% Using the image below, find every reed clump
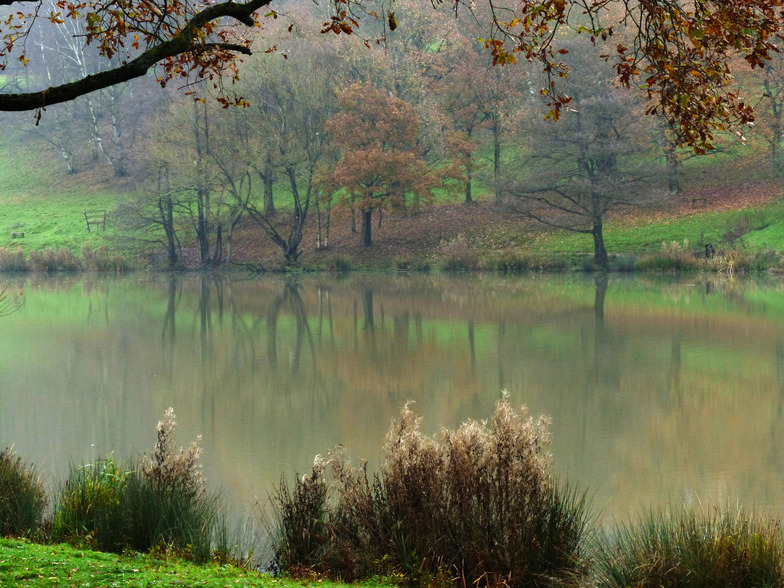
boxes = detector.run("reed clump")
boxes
[80,242,128,272]
[596,504,784,588]
[270,397,592,587]
[28,247,82,272]
[635,240,703,272]
[0,447,46,537]
[0,246,27,271]
[53,408,221,561]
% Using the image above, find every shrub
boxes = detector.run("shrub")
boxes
[0,447,46,537]
[81,242,128,272]
[270,397,592,587]
[326,255,352,272]
[268,463,330,574]
[0,247,27,272]
[439,235,482,272]
[28,247,81,272]
[706,247,784,274]
[493,251,532,273]
[635,241,702,272]
[595,504,784,588]
[611,256,637,272]
[53,455,128,551]
[53,409,221,561]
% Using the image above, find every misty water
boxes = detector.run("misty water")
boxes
[3,272,784,524]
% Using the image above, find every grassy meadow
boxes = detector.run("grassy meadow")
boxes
[0,140,121,255]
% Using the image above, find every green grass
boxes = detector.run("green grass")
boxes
[0,538,385,588]
[0,139,119,255]
[595,504,784,588]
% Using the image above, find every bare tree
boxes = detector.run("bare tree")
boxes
[506,47,661,268]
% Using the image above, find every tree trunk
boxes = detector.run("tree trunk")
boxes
[493,117,502,202]
[109,106,129,177]
[263,152,275,215]
[212,223,223,264]
[592,220,608,269]
[159,195,179,268]
[194,102,211,264]
[664,139,681,194]
[157,166,179,268]
[465,126,474,204]
[465,151,473,203]
[360,208,372,248]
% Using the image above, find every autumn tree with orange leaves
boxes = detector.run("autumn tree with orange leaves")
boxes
[325,83,440,248]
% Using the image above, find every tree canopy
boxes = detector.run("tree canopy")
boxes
[0,0,782,151]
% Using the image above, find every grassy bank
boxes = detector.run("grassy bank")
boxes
[0,538,377,588]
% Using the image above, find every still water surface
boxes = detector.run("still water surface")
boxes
[2,272,784,522]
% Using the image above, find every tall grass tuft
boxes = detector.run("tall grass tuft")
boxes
[595,504,784,588]
[28,247,81,272]
[53,455,129,551]
[439,234,483,271]
[0,246,27,271]
[53,409,222,561]
[327,255,352,272]
[269,396,592,587]
[268,462,331,575]
[635,240,702,272]
[0,447,46,537]
[706,247,784,274]
[80,242,128,272]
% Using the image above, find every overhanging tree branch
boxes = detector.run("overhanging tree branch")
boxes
[0,0,269,111]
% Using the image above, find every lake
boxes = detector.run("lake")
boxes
[2,272,784,524]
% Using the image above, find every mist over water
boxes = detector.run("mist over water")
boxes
[2,272,784,523]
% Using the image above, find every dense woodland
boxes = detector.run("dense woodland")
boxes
[2,0,784,269]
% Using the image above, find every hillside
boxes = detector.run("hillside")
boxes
[2,128,784,271]
[226,165,784,271]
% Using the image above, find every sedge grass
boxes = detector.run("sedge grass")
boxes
[595,504,784,588]
[0,447,46,538]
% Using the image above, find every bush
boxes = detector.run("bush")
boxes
[81,242,128,272]
[53,409,221,561]
[268,464,330,574]
[635,241,702,272]
[596,504,784,588]
[492,251,532,272]
[53,455,129,551]
[706,247,784,274]
[439,235,483,271]
[0,247,27,272]
[326,255,352,272]
[0,447,46,537]
[28,247,81,272]
[394,258,431,272]
[270,397,592,587]
[611,256,637,272]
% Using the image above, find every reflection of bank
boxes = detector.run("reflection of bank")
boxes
[160,274,322,386]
